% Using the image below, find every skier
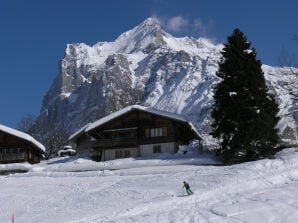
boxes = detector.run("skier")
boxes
[183,181,193,195]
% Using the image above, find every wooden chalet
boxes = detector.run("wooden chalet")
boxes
[69,105,202,161]
[0,124,45,164]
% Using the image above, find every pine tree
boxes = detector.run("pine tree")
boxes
[211,28,280,163]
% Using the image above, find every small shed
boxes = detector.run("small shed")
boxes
[69,105,202,161]
[0,124,45,164]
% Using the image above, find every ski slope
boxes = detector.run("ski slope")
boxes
[0,149,298,222]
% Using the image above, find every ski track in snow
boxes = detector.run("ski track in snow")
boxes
[0,149,298,222]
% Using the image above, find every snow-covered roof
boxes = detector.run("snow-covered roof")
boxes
[70,105,201,140]
[0,124,46,153]
[69,123,90,141]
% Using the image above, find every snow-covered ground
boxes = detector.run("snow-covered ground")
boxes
[1,148,298,222]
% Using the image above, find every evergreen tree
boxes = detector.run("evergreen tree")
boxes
[211,28,280,163]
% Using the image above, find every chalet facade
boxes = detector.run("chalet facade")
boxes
[69,105,201,161]
[0,124,45,164]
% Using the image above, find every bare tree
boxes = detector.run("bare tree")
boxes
[17,113,37,133]
[278,37,298,145]
[17,113,45,140]
[44,129,69,159]
[279,38,298,116]
[17,114,70,159]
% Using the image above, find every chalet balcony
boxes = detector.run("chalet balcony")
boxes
[91,137,139,148]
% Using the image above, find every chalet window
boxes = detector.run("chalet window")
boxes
[153,145,161,153]
[145,127,167,138]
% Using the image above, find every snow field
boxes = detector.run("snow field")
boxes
[0,148,298,222]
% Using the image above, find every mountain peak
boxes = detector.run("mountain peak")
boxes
[140,17,161,28]
[135,17,162,36]
[112,18,165,53]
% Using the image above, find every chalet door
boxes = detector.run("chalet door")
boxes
[92,148,103,162]
[113,148,138,160]
[115,150,131,159]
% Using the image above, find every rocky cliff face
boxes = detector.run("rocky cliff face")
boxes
[37,18,297,145]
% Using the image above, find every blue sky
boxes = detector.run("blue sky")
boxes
[0,0,297,128]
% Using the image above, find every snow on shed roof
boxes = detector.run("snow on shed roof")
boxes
[69,123,90,141]
[0,124,46,153]
[83,105,201,138]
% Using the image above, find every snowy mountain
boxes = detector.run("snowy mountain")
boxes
[37,18,297,144]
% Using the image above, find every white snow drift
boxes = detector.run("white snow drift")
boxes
[0,148,298,222]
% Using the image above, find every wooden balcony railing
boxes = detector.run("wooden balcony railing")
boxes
[90,137,139,148]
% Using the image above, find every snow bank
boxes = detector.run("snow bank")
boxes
[0,148,297,223]
[2,152,218,174]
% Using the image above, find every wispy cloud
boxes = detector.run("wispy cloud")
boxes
[167,16,189,32]
[193,18,207,34]
[153,16,189,33]
[153,15,210,36]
